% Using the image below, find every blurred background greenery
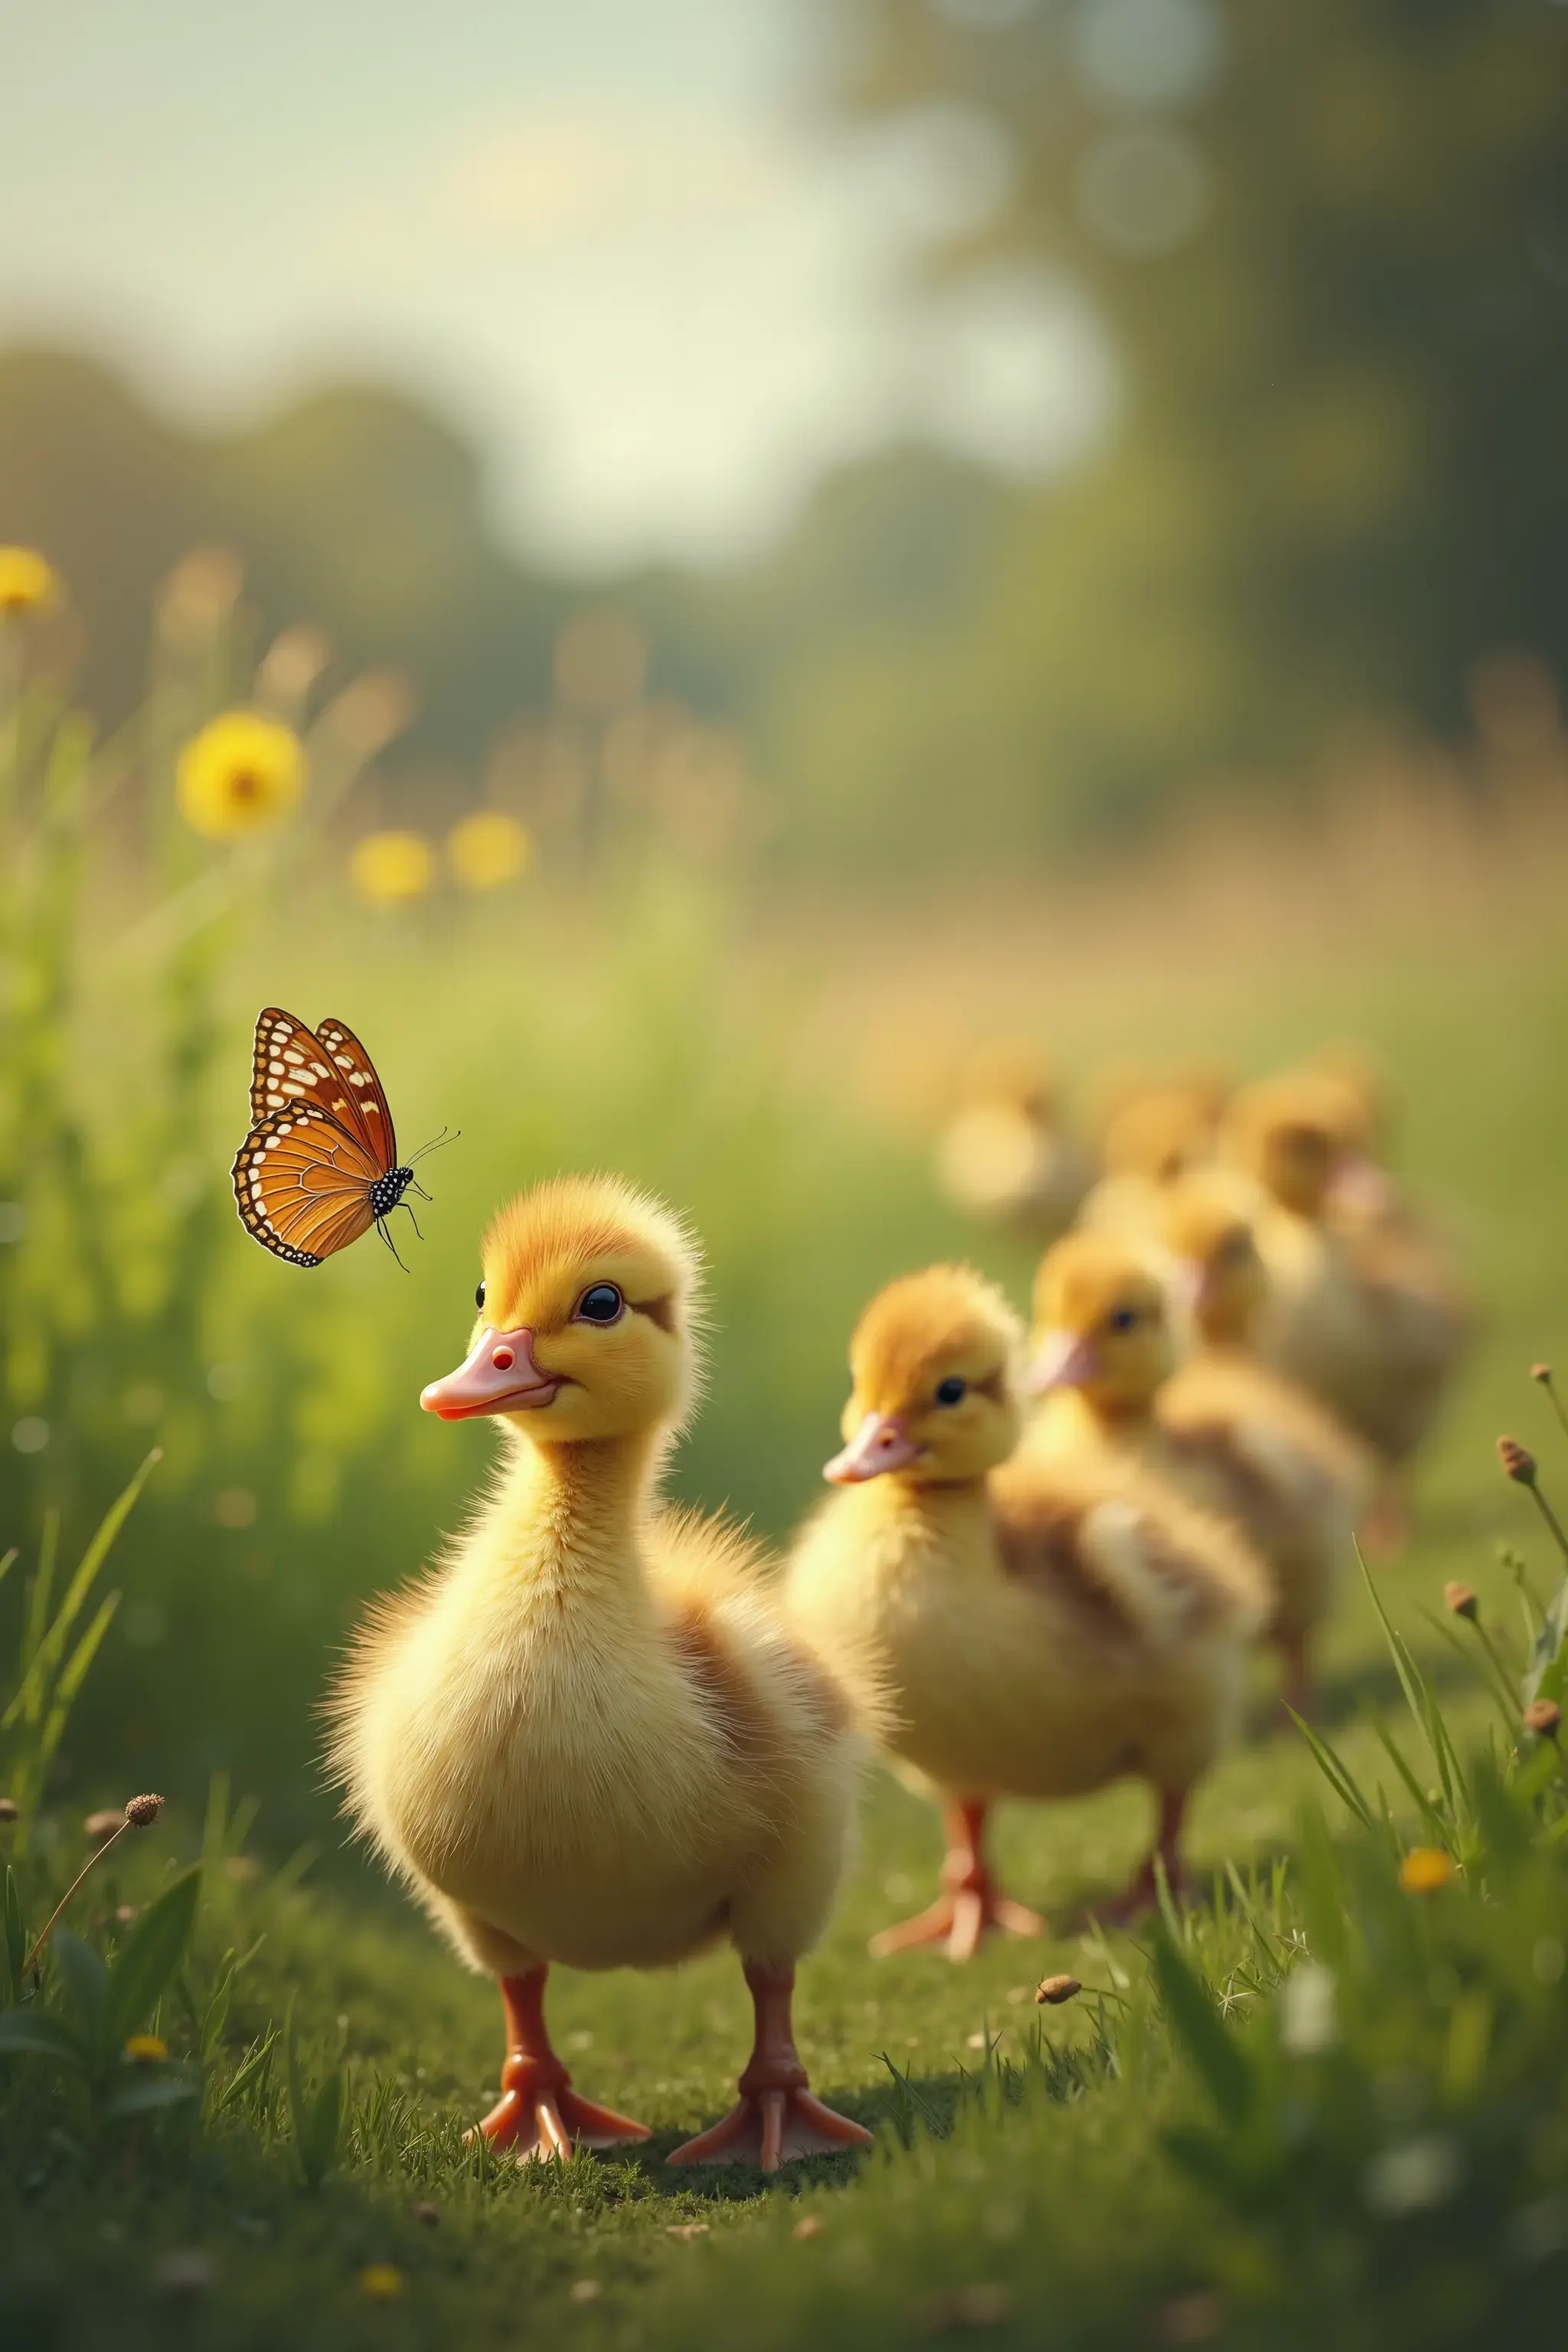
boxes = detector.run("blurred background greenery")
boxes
[2,0,1567,1847]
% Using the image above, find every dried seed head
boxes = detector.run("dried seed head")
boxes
[0,1797,18,1824]
[1034,1974,1083,2005]
[412,2200,440,2228]
[83,1808,126,1843]
[1498,1436,1538,1486]
[125,1793,164,1828]
[1532,1364,1553,1385]
[1524,1697,1562,1740]
[1443,1582,1479,1622]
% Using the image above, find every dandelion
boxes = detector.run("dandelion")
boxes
[349,829,433,906]
[177,711,304,841]
[0,546,61,619]
[447,810,531,892]
[125,2034,168,2063]
[1399,1846,1454,1893]
[358,2265,407,2301]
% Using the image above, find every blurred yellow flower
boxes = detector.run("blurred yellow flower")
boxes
[177,711,304,841]
[358,2265,407,2301]
[125,2034,168,2063]
[447,810,531,891]
[0,546,61,619]
[1398,1846,1454,1893]
[350,829,433,906]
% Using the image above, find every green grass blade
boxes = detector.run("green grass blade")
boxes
[1149,1924,1252,2127]
[1367,1716,1450,1844]
[1285,1708,1377,1828]
[105,1867,201,2050]
[2,1451,159,1733]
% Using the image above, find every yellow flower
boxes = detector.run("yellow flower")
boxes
[0,546,61,619]
[358,2265,407,2301]
[177,711,304,841]
[1399,1846,1455,1894]
[447,810,531,892]
[124,2034,168,2063]
[350,830,433,906]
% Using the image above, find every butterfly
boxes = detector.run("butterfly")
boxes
[230,1008,449,1268]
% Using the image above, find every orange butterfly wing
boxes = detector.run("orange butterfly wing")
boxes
[247,1007,387,1165]
[231,1107,380,1267]
[314,1015,398,1170]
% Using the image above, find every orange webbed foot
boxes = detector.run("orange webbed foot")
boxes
[472,2061,650,2163]
[871,1886,1045,1962]
[668,2085,872,2172]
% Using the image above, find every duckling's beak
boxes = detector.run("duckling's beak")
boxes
[1022,1328,1096,1396]
[1328,1155,1394,1219]
[824,1410,920,1483]
[420,1326,561,1419]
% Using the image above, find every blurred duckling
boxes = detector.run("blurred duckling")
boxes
[1221,1073,1472,1548]
[934,1040,1093,1241]
[787,1266,1266,1949]
[1078,1073,1227,1242]
[1158,1175,1376,1711]
[331,1174,871,2173]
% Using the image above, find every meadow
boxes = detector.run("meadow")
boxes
[4,585,1568,2349]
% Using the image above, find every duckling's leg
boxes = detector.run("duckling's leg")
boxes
[1096,1787,1189,1926]
[869,1797,1046,1962]
[1276,1630,1315,1721]
[472,1967,651,2161]
[666,1961,873,2173]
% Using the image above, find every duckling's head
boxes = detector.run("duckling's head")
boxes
[1161,1174,1268,1344]
[825,1265,1021,1487]
[420,1174,702,1443]
[1024,1231,1174,1416]
[1222,1073,1350,1219]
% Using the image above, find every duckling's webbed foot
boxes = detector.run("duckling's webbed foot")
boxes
[666,1962,873,2174]
[472,1967,651,2162]
[1090,1788,1190,1929]
[870,1797,1045,1962]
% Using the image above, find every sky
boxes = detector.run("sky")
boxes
[0,0,1113,573]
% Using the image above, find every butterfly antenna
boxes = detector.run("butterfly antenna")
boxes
[409,1127,459,1167]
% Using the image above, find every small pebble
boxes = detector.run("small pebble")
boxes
[1036,1975,1082,2006]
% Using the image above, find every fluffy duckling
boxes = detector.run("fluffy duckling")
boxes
[1078,1076,1227,1242]
[1221,1075,1472,1544]
[933,1040,1092,1240]
[787,1266,1266,1951]
[331,1175,871,2172]
[1157,1176,1376,1711]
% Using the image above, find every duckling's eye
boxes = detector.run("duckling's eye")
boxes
[475,1279,486,1311]
[934,1375,967,1407]
[576,1282,625,1326]
[1107,1306,1141,1334]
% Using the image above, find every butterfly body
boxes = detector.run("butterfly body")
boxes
[232,1008,438,1268]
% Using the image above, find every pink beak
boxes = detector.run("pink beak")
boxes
[420,1326,561,1419]
[1023,1328,1097,1396]
[824,1410,921,1484]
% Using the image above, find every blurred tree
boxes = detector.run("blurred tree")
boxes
[807,0,1568,849]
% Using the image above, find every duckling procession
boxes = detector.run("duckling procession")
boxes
[230,1018,1468,2173]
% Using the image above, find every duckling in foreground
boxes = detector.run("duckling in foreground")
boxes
[1157,1177,1375,1713]
[786,1267,1266,1954]
[1023,1223,1368,1713]
[331,1176,872,2171]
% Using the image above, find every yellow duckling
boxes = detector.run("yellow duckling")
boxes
[1077,1075,1227,1242]
[787,1266,1266,1953]
[330,1174,871,2173]
[1157,1176,1376,1712]
[933,1040,1093,1241]
[1221,1074,1472,1548]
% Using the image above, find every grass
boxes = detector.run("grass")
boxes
[6,790,1568,2343]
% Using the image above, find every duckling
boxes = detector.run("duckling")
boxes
[933,1040,1092,1240]
[330,1175,871,2172]
[1156,1176,1376,1711]
[1220,1074,1472,1546]
[1077,1076,1226,1243]
[786,1266,1266,1952]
